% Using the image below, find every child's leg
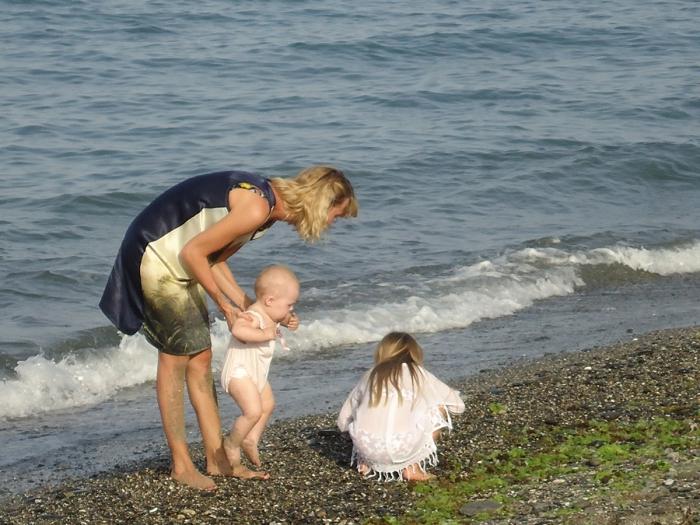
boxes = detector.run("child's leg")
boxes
[224,377,269,479]
[241,382,275,466]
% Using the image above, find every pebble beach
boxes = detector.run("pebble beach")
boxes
[1,326,698,525]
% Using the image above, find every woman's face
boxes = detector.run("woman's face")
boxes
[327,198,351,226]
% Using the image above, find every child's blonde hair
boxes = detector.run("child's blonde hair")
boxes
[270,165,358,242]
[368,332,424,407]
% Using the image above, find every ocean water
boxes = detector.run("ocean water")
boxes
[1,0,699,495]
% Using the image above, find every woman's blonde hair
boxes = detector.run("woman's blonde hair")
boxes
[270,165,358,242]
[368,332,424,407]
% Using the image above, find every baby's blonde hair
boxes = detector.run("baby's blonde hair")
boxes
[270,165,358,242]
[254,265,299,299]
[368,332,424,407]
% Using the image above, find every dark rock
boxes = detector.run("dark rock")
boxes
[459,499,502,516]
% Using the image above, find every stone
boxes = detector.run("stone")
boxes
[459,499,502,516]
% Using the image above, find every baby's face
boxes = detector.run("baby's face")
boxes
[266,282,299,323]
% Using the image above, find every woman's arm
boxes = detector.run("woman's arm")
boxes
[211,261,254,311]
[180,189,270,329]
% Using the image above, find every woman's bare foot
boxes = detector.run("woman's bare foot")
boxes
[171,468,217,491]
[402,466,436,481]
[241,438,261,466]
[231,464,270,480]
[357,463,370,475]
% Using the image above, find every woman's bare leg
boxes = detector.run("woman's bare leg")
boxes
[184,349,232,478]
[157,352,216,490]
[224,377,269,479]
[241,382,275,466]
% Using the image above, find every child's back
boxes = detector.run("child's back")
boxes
[338,333,464,481]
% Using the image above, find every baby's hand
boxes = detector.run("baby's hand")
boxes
[282,312,300,331]
[263,324,278,340]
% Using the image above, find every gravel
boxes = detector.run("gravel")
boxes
[1,326,698,524]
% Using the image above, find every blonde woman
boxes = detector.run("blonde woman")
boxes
[337,332,464,481]
[100,166,357,490]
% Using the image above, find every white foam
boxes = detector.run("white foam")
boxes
[2,240,698,419]
[287,266,581,350]
[503,241,700,276]
[0,334,157,419]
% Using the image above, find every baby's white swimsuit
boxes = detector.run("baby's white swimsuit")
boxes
[220,310,276,393]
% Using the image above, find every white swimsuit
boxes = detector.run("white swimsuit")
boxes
[220,310,277,393]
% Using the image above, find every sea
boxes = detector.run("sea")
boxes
[1,0,699,497]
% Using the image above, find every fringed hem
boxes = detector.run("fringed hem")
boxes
[350,448,439,482]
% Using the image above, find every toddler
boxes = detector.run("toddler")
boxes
[220,264,299,479]
[337,332,465,481]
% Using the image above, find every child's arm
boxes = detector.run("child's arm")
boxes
[280,311,300,331]
[422,368,466,414]
[232,315,276,343]
[337,394,354,432]
[337,378,366,431]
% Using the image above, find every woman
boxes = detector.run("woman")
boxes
[100,165,357,490]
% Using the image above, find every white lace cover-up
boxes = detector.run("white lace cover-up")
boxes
[337,364,465,481]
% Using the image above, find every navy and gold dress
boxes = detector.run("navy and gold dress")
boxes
[99,171,275,355]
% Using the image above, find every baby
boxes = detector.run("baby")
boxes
[338,332,465,481]
[220,264,299,479]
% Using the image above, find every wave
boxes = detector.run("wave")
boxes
[1,240,698,420]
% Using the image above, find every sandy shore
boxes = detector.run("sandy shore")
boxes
[1,326,698,524]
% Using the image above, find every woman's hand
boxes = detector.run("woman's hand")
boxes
[220,301,239,332]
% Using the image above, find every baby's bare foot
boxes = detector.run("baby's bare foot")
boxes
[223,435,241,467]
[207,446,234,477]
[171,468,217,491]
[231,464,270,480]
[241,439,261,466]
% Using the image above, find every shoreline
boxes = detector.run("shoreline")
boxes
[1,326,698,524]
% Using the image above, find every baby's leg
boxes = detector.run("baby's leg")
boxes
[224,377,269,479]
[241,382,275,466]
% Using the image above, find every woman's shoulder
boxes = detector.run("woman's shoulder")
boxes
[227,186,273,222]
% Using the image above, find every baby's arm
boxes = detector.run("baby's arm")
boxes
[232,315,276,343]
[281,312,300,331]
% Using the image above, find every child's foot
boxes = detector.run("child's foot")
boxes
[171,468,217,491]
[207,446,234,477]
[402,467,436,481]
[241,438,262,466]
[231,464,270,480]
[223,435,241,467]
